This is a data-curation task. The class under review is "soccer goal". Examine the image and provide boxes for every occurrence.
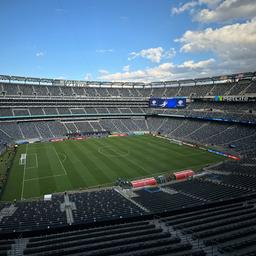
[20,154,27,165]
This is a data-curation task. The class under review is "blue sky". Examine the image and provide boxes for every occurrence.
[0,0,255,81]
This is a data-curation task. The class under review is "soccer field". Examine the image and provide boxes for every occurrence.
[1,135,224,201]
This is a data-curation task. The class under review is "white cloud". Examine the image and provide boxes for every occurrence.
[36,52,44,57]
[96,49,114,53]
[196,0,256,23]
[172,0,256,23]
[171,0,222,15]
[98,62,173,82]
[163,48,176,59]
[178,18,256,61]
[129,47,164,63]
[96,1,256,82]
[178,58,215,69]
[128,47,175,63]
[98,58,217,82]
[172,1,198,15]
[176,18,256,74]
[122,65,130,72]
[198,0,222,8]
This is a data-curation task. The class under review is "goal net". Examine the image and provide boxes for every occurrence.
[20,154,27,165]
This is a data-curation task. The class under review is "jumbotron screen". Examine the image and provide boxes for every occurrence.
[149,97,186,108]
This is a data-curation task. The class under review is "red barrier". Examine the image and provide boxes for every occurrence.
[73,137,86,141]
[50,138,64,142]
[109,133,128,137]
[174,169,194,180]
[131,177,157,188]
[227,154,241,160]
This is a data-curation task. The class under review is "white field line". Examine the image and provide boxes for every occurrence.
[24,174,66,182]
[25,153,38,169]
[97,144,148,172]
[21,143,28,200]
[35,153,38,169]
[52,145,67,175]
[59,153,67,162]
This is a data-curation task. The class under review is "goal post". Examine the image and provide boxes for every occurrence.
[20,154,27,166]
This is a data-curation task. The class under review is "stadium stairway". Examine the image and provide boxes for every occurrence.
[60,193,76,225]
[114,188,150,213]
[9,238,29,256]
[0,239,16,256]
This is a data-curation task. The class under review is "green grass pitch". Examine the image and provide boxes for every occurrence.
[1,135,224,201]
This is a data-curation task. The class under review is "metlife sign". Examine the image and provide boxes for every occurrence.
[149,98,186,109]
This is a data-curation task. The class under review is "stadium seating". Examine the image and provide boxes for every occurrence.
[166,179,247,201]
[68,189,145,224]
[0,73,255,255]
[0,194,66,233]
[161,197,256,255]
[133,187,202,213]
[1,195,256,255]
[0,116,255,157]
[12,220,205,256]
[1,78,254,98]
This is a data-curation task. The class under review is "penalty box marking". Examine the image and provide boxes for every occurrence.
[30,144,67,175]
[23,145,67,183]
[25,153,39,169]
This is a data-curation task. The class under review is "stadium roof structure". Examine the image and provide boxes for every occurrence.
[0,71,255,88]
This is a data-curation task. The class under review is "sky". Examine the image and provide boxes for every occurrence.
[0,0,255,82]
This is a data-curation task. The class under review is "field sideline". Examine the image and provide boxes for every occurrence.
[1,135,224,201]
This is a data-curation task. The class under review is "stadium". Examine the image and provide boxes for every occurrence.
[0,71,256,255]
[1,0,256,255]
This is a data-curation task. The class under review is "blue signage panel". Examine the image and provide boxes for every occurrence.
[149,98,186,108]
